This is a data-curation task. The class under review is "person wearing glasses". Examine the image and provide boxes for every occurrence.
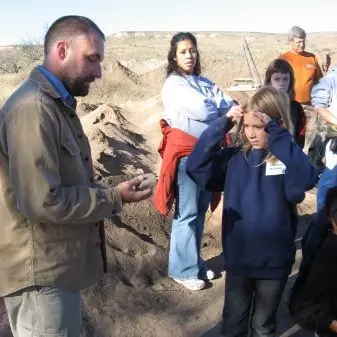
[280,26,323,153]
[280,26,323,105]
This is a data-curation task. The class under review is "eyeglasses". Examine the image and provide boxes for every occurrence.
[292,39,305,46]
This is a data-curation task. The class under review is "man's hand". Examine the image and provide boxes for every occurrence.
[117,175,155,203]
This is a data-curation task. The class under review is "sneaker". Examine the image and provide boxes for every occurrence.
[173,278,206,290]
[199,269,216,280]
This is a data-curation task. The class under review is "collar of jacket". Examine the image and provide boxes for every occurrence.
[28,67,77,110]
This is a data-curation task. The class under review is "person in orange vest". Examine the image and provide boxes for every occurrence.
[280,26,323,153]
[280,26,323,105]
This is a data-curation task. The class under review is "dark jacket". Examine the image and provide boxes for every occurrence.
[187,116,318,279]
[290,232,337,336]
[290,100,305,147]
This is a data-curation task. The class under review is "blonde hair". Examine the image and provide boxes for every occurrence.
[238,87,293,164]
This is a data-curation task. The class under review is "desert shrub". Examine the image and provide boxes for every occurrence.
[0,40,43,74]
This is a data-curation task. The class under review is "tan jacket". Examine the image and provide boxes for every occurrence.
[0,67,123,296]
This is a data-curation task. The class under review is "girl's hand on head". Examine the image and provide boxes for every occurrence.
[226,105,243,124]
[253,111,271,125]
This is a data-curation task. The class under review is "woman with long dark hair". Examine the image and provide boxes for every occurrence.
[153,32,236,290]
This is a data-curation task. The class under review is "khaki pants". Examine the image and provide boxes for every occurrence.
[4,286,81,337]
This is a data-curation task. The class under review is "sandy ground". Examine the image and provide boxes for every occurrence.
[0,32,331,336]
[0,95,316,337]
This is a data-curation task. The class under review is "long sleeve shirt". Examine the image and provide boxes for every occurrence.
[312,65,337,117]
[317,139,337,210]
[187,117,318,279]
[162,73,233,138]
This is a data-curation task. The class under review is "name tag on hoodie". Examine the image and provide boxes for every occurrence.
[265,160,286,176]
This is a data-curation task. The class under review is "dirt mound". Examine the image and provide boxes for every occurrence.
[81,173,175,337]
[77,99,228,337]
[138,63,166,89]
[81,103,156,178]
[107,59,140,84]
[0,92,318,336]
[122,95,163,143]
[119,58,167,75]
[83,59,158,107]
[77,102,100,117]
[77,101,226,336]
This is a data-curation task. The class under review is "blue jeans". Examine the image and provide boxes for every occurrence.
[221,272,287,337]
[317,166,337,210]
[4,286,81,337]
[168,156,211,279]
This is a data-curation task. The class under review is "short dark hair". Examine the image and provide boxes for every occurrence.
[44,15,105,54]
[325,186,337,219]
[264,59,295,99]
[166,32,201,77]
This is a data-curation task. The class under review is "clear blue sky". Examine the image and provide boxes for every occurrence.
[1,0,336,45]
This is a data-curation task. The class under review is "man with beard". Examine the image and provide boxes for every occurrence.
[0,16,152,337]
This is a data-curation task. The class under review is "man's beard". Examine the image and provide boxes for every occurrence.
[63,75,91,97]
[61,63,94,97]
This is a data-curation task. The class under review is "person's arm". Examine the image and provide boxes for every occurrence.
[266,121,318,203]
[3,101,149,225]
[162,75,220,122]
[187,114,239,191]
[316,107,337,126]
[211,83,233,116]
[311,73,337,125]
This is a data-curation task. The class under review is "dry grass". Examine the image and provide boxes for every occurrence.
[0,73,24,106]
[79,60,159,106]
[1,32,337,107]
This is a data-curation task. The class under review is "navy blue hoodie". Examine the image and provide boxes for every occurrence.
[187,116,318,279]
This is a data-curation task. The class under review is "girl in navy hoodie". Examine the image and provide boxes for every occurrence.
[187,87,318,337]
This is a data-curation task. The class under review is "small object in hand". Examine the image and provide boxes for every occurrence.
[137,173,157,191]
